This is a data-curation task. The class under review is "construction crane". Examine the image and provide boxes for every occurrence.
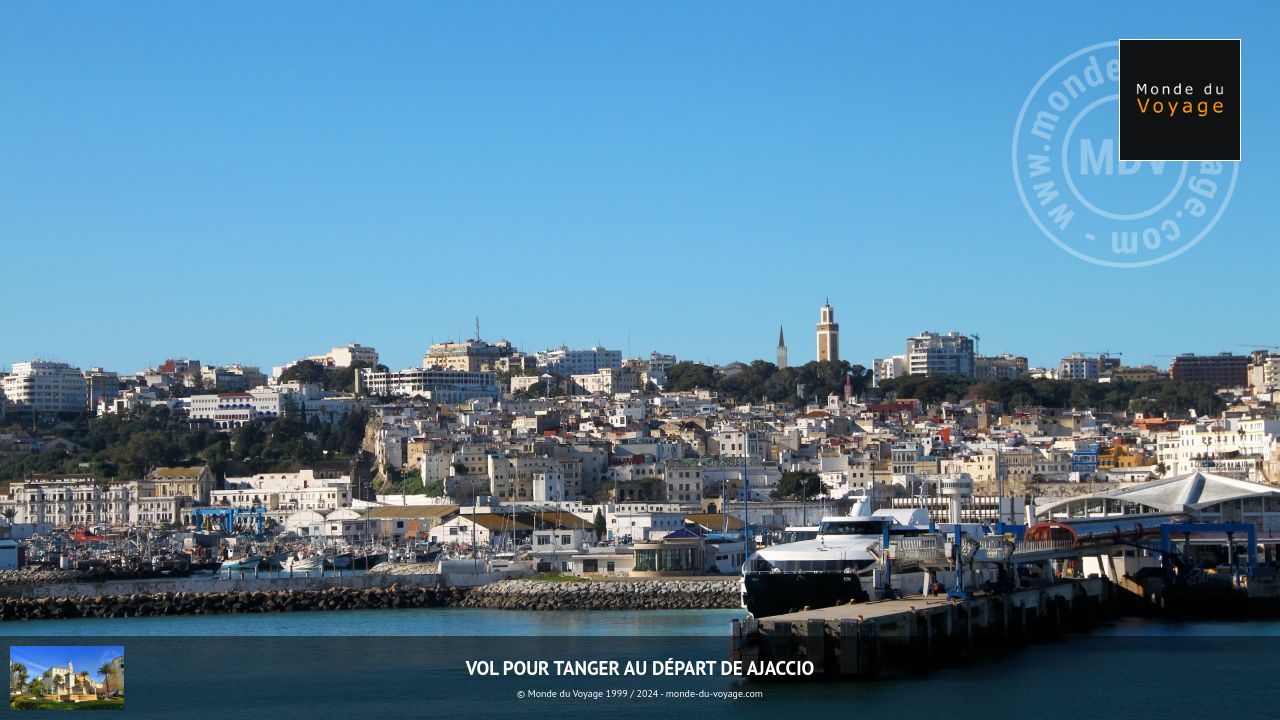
[1237,344,1280,351]
[970,333,981,356]
[1073,350,1123,360]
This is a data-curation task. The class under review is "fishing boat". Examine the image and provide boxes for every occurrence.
[279,553,325,573]
[220,555,262,574]
[349,550,387,570]
[325,551,353,570]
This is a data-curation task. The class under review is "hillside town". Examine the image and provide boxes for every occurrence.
[3,302,1280,578]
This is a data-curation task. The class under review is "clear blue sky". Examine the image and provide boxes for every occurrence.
[10,645,123,679]
[2,2,1275,373]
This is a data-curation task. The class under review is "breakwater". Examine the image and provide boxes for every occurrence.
[0,584,467,620]
[459,579,741,611]
[0,576,741,620]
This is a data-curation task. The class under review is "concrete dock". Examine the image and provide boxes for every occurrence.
[731,577,1112,678]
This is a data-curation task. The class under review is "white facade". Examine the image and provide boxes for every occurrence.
[3,360,88,413]
[571,368,637,395]
[355,368,498,402]
[1058,353,1101,381]
[1,475,191,527]
[532,471,566,503]
[1164,418,1280,479]
[327,344,379,368]
[873,355,909,385]
[186,388,289,429]
[534,346,622,376]
[906,332,974,377]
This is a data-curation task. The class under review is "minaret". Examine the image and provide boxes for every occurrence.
[816,299,840,363]
[776,326,788,370]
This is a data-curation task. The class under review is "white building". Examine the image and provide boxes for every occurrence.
[873,355,909,385]
[1,474,194,527]
[1249,353,1280,392]
[1164,417,1280,480]
[906,332,974,377]
[323,344,379,368]
[534,346,622,376]
[3,360,88,413]
[186,385,355,429]
[186,388,290,429]
[423,339,513,372]
[1059,353,1101,381]
[354,368,498,403]
[571,368,638,395]
[221,470,353,512]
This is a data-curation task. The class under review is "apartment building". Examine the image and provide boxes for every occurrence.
[3,360,88,413]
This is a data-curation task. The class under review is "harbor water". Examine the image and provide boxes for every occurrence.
[2,608,1277,719]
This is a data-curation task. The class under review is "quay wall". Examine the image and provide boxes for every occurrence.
[732,578,1114,679]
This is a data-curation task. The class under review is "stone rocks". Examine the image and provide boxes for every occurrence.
[0,576,740,621]
[0,569,86,586]
[459,579,741,611]
[0,585,468,621]
[366,562,438,576]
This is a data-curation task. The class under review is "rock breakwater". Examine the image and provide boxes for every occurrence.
[0,577,741,620]
[459,579,740,611]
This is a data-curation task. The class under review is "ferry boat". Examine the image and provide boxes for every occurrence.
[740,502,934,618]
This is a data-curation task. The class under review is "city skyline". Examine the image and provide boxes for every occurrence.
[4,3,1277,372]
[3,306,1275,377]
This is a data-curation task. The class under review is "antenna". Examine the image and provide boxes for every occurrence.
[475,317,481,342]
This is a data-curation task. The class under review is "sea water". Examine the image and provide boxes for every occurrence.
[1,610,1276,719]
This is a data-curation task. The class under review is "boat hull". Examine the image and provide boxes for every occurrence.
[280,557,325,573]
[220,557,262,574]
[741,572,869,618]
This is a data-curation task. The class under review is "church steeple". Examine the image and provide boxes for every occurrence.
[776,325,788,370]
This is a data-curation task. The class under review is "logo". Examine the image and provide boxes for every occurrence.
[1012,41,1238,268]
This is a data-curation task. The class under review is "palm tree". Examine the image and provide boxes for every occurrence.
[10,662,28,693]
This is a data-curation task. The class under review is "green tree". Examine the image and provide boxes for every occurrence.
[11,662,28,692]
[593,508,607,537]
[772,471,825,500]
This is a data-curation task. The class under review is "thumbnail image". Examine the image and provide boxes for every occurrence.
[9,646,124,711]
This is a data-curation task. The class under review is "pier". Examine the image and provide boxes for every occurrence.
[731,577,1112,678]
[732,509,1280,678]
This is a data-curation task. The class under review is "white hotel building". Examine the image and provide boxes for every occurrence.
[3,360,89,413]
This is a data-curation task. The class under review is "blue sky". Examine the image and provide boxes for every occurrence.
[1,2,1275,373]
[10,645,123,679]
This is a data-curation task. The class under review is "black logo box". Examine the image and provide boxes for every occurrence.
[1119,39,1240,161]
